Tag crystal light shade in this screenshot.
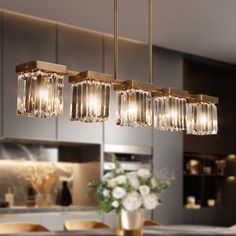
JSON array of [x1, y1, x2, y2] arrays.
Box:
[[153, 95, 187, 131], [116, 89, 152, 127], [186, 102, 218, 135], [17, 71, 64, 118], [70, 80, 111, 122]]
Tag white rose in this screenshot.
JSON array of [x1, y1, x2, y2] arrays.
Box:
[[150, 178, 158, 188], [112, 187, 126, 199], [103, 189, 110, 197], [112, 200, 119, 208], [127, 172, 140, 189], [116, 168, 125, 175], [102, 172, 114, 181], [107, 178, 117, 188], [137, 169, 151, 178], [143, 193, 159, 210], [139, 185, 150, 196], [115, 175, 127, 185], [122, 191, 142, 211]]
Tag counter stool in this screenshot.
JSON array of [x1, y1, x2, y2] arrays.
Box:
[[143, 220, 160, 226], [64, 220, 110, 231], [0, 222, 49, 233]]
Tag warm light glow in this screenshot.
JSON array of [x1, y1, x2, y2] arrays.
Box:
[[116, 89, 152, 127], [226, 154, 236, 161], [17, 71, 64, 118], [153, 95, 186, 131], [70, 80, 111, 122], [38, 88, 49, 101], [186, 102, 218, 135]]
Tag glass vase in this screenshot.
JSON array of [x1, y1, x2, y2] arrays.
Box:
[[116, 210, 144, 236], [36, 192, 52, 207]]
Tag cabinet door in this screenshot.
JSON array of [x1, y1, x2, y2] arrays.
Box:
[[3, 12, 56, 140], [152, 49, 184, 224], [104, 38, 152, 147], [56, 26, 103, 144]]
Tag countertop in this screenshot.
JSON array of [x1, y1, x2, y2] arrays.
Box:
[[1, 226, 236, 236], [0, 206, 97, 216]]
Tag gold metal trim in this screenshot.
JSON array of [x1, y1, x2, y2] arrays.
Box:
[[152, 87, 189, 98], [66, 69, 79, 76], [188, 94, 219, 104], [148, 0, 153, 85], [16, 60, 67, 74], [113, 80, 154, 92], [114, 0, 119, 80], [68, 71, 115, 84]]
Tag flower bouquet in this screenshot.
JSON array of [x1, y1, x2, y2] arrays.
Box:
[[89, 161, 172, 236]]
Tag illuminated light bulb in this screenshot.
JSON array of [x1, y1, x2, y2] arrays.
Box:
[[70, 80, 111, 122], [186, 100, 218, 135], [153, 95, 187, 131], [17, 71, 64, 118], [116, 89, 152, 127]]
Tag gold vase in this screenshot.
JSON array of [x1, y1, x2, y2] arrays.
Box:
[[115, 210, 144, 236]]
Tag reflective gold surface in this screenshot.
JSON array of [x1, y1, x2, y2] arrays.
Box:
[[116, 210, 143, 236]]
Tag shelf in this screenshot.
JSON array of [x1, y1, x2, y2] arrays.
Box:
[[184, 173, 226, 178]]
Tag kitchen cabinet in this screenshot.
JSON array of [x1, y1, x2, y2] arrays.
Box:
[[56, 25, 103, 144], [152, 48, 184, 224], [103, 38, 152, 147], [2, 12, 57, 140], [183, 59, 236, 155]]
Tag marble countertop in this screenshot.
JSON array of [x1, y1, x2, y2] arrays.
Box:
[[0, 206, 97, 215], [0, 226, 236, 236]]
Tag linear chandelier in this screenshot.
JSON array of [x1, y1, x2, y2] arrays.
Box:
[[15, 0, 219, 136]]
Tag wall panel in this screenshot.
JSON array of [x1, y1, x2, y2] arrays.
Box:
[[3, 12, 56, 140], [56, 25, 104, 144]]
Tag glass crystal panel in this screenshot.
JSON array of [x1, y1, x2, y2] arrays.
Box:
[[153, 95, 186, 131], [186, 102, 218, 135], [116, 89, 152, 127], [70, 80, 111, 122], [17, 71, 64, 118]]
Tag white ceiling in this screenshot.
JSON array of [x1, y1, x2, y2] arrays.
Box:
[[0, 0, 236, 64]]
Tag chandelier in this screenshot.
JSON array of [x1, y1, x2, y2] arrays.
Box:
[[69, 71, 113, 122], [114, 0, 154, 128], [186, 94, 218, 135], [16, 60, 66, 118], [15, 0, 219, 136], [153, 88, 189, 131]]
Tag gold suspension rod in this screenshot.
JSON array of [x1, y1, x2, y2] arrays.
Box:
[[114, 0, 119, 80], [148, 0, 153, 85]]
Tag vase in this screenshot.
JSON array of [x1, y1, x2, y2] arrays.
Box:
[[57, 181, 72, 206], [36, 192, 52, 207], [116, 210, 144, 236]]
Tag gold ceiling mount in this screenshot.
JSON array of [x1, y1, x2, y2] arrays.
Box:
[[68, 71, 114, 84], [188, 94, 219, 104], [152, 87, 189, 98], [16, 60, 79, 76], [114, 80, 154, 92], [16, 60, 67, 74]]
